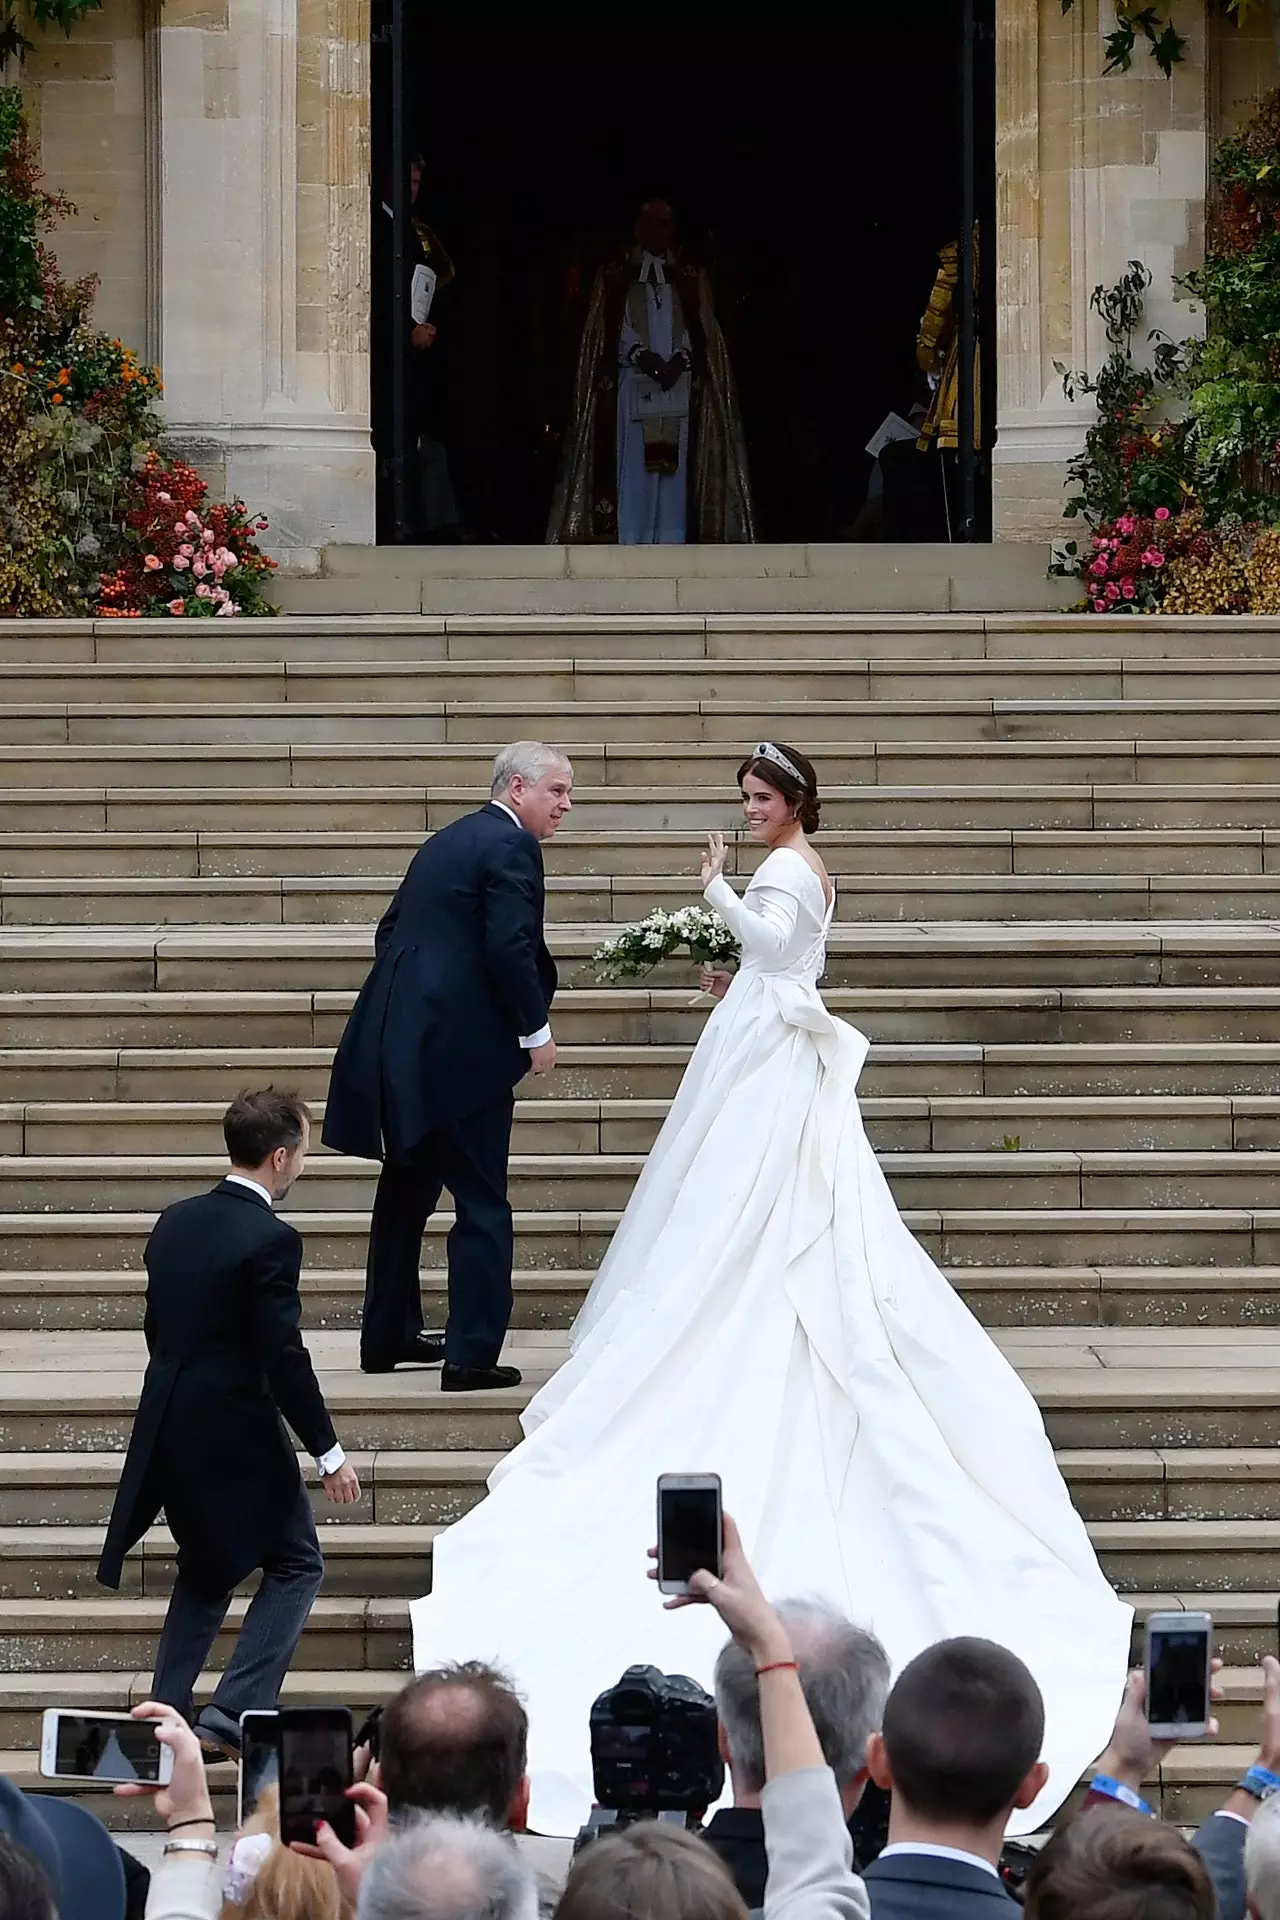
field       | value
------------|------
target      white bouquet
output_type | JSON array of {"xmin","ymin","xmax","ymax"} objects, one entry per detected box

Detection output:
[{"xmin": 593, "ymin": 905, "xmax": 740, "ymax": 984}]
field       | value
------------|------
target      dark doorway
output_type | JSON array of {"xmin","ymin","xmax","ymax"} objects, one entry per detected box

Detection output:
[{"xmin": 369, "ymin": 13, "xmax": 995, "ymax": 543}]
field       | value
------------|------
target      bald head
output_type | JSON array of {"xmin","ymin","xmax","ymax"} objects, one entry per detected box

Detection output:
[
  {"xmin": 380, "ymin": 1663, "xmax": 529, "ymax": 1828},
  {"xmin": 635, "ymin": 197, "xmax": 677, "ymax": 255}
]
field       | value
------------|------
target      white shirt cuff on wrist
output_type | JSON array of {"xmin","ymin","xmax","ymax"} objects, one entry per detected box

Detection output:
[
  {"xmin": 316, "ymin": 1444, "xmax": 345, "ymax": 1477},
  {"xmin": 520, "ymin": 1024, "xmax": 552, "ymax": 1049}
]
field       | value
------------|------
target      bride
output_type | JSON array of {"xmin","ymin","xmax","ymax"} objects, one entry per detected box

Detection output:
[{"xmin": 410, "ymin": 741, "xmax": 1132, "ymax": 1837}]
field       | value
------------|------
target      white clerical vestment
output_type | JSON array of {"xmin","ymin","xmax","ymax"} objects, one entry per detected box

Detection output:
[{"xmin": 616, "ymin": 252, "xmax": 691, "ymax": 545}]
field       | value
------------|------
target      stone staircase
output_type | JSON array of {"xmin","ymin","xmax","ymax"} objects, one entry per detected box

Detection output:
[{"xmin": 2, "ymin": 600, "xmax": 1280, "ymax": 1829}]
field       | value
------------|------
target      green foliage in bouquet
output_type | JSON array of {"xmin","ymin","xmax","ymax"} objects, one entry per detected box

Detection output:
[{"xmin": 594, "ymin": 907, "xmax": 740, "ymax": 984}]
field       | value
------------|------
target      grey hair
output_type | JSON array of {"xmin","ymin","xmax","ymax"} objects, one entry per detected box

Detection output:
[
  {"xmin": 1247, "ymin": 1792, "xmax": 1280, "ymax": 1920},
  {"xmin": 489, "ymin": 742, "xmax": 573, "ymax": 799},
  {"xmin": 713, "ymin": 1598, "xmax": 890, "ymax": 1794},
  {"xmin": 358, "ymin": 1813, "xmax": 538, "ymax": 1920}
]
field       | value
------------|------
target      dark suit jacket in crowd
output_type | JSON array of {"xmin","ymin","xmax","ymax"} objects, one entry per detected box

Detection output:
[
  {"xmin": 705, "ymin": 1783, "xmax": 892, "ymax": 1909},
  {"xmin": 861, "ymin": 1851, "xmax": 1018, "ymax": 1920},
  {"xmin": 1192, "ymin": 1811, "xmax": 1246, "ymax": 1920},
  {"xmin": 97, "ymin": 1180, "xmax": 337, "ymax": 1598},
  {"xmin": 323, "ymin": 804, "xmax": 557, "ymax": 1160}
]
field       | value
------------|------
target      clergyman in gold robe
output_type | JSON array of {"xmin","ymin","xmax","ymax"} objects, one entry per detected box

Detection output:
[{"xmin": 547, "ymin": 198, "xmax": 754, "ymax": 544}]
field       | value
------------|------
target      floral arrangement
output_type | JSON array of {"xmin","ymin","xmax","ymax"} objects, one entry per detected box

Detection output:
[
  {"xmin": 593, "ymin": 906, "xmax": 740, "ymax": 984},
  {"xmin": 97, "ymin": 453, "xmax": 277, "ymax": 618},
  {"xmin": 0, "ymin": 85, "xmax": 277, "ymax": 618}
]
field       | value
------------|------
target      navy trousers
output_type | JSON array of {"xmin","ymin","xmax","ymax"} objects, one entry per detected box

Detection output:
[{"xmin": 362, "ymin": 1093, "xmax": 515, "ymax": 1370}]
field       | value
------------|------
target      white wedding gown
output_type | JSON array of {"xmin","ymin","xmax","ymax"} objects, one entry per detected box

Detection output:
[{"xmin": 410, "ymin": 847, "xmax": 1133, "ymax": 1836}]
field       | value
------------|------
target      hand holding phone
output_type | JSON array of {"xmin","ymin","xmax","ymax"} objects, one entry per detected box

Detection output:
[
  {"xmin": 276, "ymin": 1707, "xmax": 355, "ymax": 1849},
  {"xmin": 41, "ymin": 1709, "xmax": 175, "ymax": 1786},
  {"xmin": 1145, "ymin": 1611, "xmax": 1213, "ymax": 1740},
  {"xmin": 656, "ymin": 1474, "xmax": 723, "ymax": 1596}
]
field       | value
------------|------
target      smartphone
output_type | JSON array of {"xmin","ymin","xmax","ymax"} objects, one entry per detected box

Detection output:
[
  {"xmin": 1145, "ymin": 1610, "xmax": 1213, "ymax": 1739},
  {"xmin": 238, "ymin": 1709, "xmax": 279, "ymax": 1829},
  {"xmin": 656, "ymin": 1472, "xmax": 723, "ymax": 1595},
  {"xmin": 276, "ymin": 1706, "xmax": 355, "ymax": 1848},
  {"xmin": 40, "ymin": 1709, "xmax": 175, "ymax": 1785}
]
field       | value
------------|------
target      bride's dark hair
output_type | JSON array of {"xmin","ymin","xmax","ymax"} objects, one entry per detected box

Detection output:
[{"xmin": 736, "ymin": 743, "xmax": 821, "ymax": 835}]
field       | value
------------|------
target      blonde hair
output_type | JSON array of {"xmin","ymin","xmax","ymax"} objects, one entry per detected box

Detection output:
[{"xmin": 220, "ymin": 1784, "xmax": 351, "ymax": 1920}]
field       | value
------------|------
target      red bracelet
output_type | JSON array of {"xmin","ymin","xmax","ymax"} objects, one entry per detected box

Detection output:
[{"xmin": 755, "ymin": 1660, "xmax": 800, "ymax": 1678}]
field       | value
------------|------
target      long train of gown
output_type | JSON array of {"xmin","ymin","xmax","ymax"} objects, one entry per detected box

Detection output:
[{"xmin": 411, "ymin": 846, "xmax": 1133, "ymax": 1837}]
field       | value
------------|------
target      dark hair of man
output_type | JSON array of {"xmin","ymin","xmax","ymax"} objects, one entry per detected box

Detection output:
[
  {"xmin": 0, "ymin": 1834, "xmax": 57, "ymax": 1920},
  {"xmin": 379, "ymin": 1662, "xmax": 529, "ymax": 1827},
  {"xmin": 222, "ymin": 1087, "xmax": 310, "ymax": 1168},
  {"xmin": 1023, "ymin": 1806, "xmax": 1216, "ymax": 1920},
  {"xmin": 881, "ymin": 1636, "xmax": 1045, "ymax": 1826},
  {"xmin": 556, "ymin": 1820, "xmax": 748, "ymax": 1920}
]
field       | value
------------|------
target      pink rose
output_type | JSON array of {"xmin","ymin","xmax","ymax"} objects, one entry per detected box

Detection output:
[
  {"xmin": 1122, "ymin": 580, "xmax": 1136, "ymax": 599},
  {"xmin": 1105, "ymin": 581, "xmax": 1120, "ymax": 601},
  {"xmin": 1142, "ymin": 548, "xmax": 1165, "ymax": 567},
  {"xmin": 201, "ymin": 528, "xmax": 215, "ymax": 546},
  {"xmin": 1116, "ymin": 515, "xmax": 1136, "ymax": 535},
  {"xmin": 192, "ymin": 559, "xmax": 206, "ymax": 578},
  {"xmin": 1154, "ymin": 505, "xmax": 1171, "ymax": 521},
  {"xmin": 179, "ymin": 543, "xmax": 194, "ymax": 557},
  {"xmin": 215, "ymin": 600, "xmax": 239, "ymax": 617},
  {"xmin": 184, "ymin": 510, "xmax": 199, "ymax": 526},
  {"xmin": 195, "ymin": 583, "xmax": 213, "ymax": 599},
  {"xmin": 166, "ymin": 598, "xmax": 185, "ymax": 615},
  {"xmin": 157, "ymin": 492, "xmax": 172, "ymax": 504},
  {"xmin": 143, "ymin": 554, "xmax": 162, "ymax": 571},
  {"xmin": 173, "ymin": 522, "xmax": 186, "ymax": 536},
  {"xmin": 172, "ymin": 555, "xmax": 189, "ymax": 571},
  {"xmin": 1089, "ymin": 558, "xmax": 1109, "ymax": 578}
]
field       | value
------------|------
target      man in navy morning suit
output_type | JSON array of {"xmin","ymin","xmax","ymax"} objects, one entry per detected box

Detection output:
[{"xmin": 323, "ymin": 742, "xmax": 572, "ymax": 1392}]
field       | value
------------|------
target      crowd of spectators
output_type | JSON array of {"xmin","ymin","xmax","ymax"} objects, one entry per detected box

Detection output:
[{"xmin": 3, "ymin": 1517, "xmax": 1280, "ymax": 1920}]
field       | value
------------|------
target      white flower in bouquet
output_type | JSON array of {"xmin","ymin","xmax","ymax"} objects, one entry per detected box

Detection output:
[{"xmin": 593, "ymin": 903, "xmax": 740, "ymax": 983}]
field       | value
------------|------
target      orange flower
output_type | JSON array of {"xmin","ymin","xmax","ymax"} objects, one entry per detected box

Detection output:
[
  {"xmin": 11, "ymin": 363, "xmax": 23, "ymax": 375},
  {"xmin": 143, "ymin": 554, "xmax": 162, "ymax": 571},
  {"xmin": 50, "ymin": 393, "xmax": 63, "ymax": 404}
]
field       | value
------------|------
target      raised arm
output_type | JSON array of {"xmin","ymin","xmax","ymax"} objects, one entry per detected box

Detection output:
[{"xmin": 704, "ymin": 872, "xmax": 801, "ymax": 965}]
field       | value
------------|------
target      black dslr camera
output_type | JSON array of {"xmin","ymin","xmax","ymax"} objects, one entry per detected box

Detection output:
[{"xmin": 574, "ymin": 1665, "xmax": 724, "ymax": 1851}]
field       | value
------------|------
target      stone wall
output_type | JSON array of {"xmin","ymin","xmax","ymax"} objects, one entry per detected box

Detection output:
[{"xmin": 20, "ymin": 0, "xmax": 150, "ymax": 353}]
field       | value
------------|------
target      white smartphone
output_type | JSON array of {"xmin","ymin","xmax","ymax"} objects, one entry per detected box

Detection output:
[
  {"xmin": 1145, "ymin": 1610, "xmax": 1213, "ymax": 1739},
  {"xmin": 40, "ymin": 1708, "xmax": 175, "ymax": 1785},
  {"xmin": 238, "ymin": 1709, "xmax": 279, "ymax": 1828},
  {"xmin": 656, "ymin": 1472, "xmax": 723, "ymax": 1595}
]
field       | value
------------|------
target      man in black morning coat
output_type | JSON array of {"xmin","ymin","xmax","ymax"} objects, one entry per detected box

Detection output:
[
  {"xmin": 97, "ymin": 1090, "xmax": 359, "ymax": 1758},
  {"xmin": 323, "ymin": 742, "xmax": 572, "ymax": 1390}
]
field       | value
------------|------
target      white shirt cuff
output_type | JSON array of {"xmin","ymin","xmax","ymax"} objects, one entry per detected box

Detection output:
[
  {"xmin": 520, "ymin": 1024, "xmax": 552, "ymax": 1049},
  {"xmin": 316, "ymin": 1443, "xmax": 345, "ymax": 1477}
]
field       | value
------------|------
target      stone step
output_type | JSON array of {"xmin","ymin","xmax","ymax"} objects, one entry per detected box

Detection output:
[
  {"xmin": 2, "ymin": 1041, "xmax": 1280, "ymax": 1104},
  {"xmin": 12, "ymin": 923, "xmax": 1280, "ymax": 996},
  {"xmin": 6, "ymin": 1444, "xmax": 1280, "ymax": 1538},
  {"xmin": 8, "ymin": 611, "xmax": 1280, "ymax": 665},
  {"xmin": 11, "ymin": 740, "xmax": 1280, "ymax": 790},
  {"xmin": 10, "ymin": 826, "xmax": 1280, "ymax": 883},
  {"xmin": 4, "ymin": 1263, "xmax": 1280, "ymax": 1334},
  {"xmin": 1, "ymin": 1327, "xmax": 1278, "ymax": 1451},
  {"xmin": 10, "ymin": 1146, "xmax": 1280, "ymax": 1215},
  {"xmin": 14, "ymin": 784, "xmax": 1280, "ymax": 836},
  {"xmin": 12, "ymin": 985, "xmax": 1280, "ymax": 1049},
  {"xmin": 0, "ymin": 1205, "xmax": 1268, "ymax": 1275},
  {"xmin": 17, "ymin": 870, "xmax": 1280, "ymax": 927},
  {"xmin": 12, "ymin": 1091, "xmax": 1280, "ymax": 1157}
]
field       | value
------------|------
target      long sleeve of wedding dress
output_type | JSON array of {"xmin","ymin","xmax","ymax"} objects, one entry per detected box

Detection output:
[{"xmin": 409, "ymin": 850, "xmax": 1132, "ymax": 1840}]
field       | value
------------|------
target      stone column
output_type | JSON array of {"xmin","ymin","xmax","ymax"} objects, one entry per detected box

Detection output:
[
  {"xmin": 993, "ymin": 0, "xmax": 1207, "ymax": 541},
  {"xmin": 149, "ymin": 0, "xmax": 372, "ymax": 566}
]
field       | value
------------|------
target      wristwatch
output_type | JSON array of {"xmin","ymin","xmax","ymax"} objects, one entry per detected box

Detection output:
[
  {"xmin": 1237, "ymin": 1764, "xmax": 1280, "ymax": 1801},
  {"xmin": 163, "ymin": 1837, "xmax": 219, "ymax": 1859}
]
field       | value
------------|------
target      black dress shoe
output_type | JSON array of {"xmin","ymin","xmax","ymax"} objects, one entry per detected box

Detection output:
[
  {"xmin": 440, "ymin": 1362, "xmax": 523, "ymax": 1392},
  {"xmin": 361, "ymin": 1333, "xmax": 446, "ymax": 1373}
]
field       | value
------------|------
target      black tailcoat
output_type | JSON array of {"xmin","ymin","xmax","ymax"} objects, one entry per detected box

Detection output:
[
  {"xmin": 322, "ymin": 804, "xmax": 557, "ymax": 1161},
  {"xmin": 97, "ymin": 1180, "xmax": 337, "ymax": 1598}
]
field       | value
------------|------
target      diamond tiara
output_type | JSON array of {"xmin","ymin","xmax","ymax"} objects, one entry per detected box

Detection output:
[{"xmin": 753, "ymin": 741, "xmax": 807, "ymax": 788}]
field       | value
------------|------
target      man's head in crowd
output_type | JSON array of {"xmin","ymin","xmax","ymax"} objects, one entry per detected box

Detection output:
[
  {"xmin": 556, "ymin": 1821, "xmax": 748, "ymax": 1920},
  {"xmin": 379, "ymin": 1663, "xmax": 530, "ymax": 1831},
  {"xmin": 1247, "ymin": 1789, "xmax": 1280, "ymax": 1920},
  {"xmin": 357, "ymin": 1813, "xmax": 536, "ymax": 1920},
  {"xmin": 1024, "ymin": 1806, "xmax": 1216, "ymax": 1920},
  {"xmin": 223, "ymin": 1087, "xmax": 311, "ymax": 1202},
  {"xmin": 867, "ymin": 1637, "xmax": 1048, "ymax": 1853},
  {"xmin": 714, "ymin": 1599, "xmax": 890, "ymax": 1816}
]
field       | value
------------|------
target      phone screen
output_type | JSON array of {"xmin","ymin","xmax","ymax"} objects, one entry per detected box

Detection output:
[
  {"xmin": 659, "ymin": 1484, "xmax": 722, "ymax": 1585},
  {"xmin": 1147, "ymin": 1625, "xmax": 1210, "ymax": 1726},
  {"xmin": 277, "ymin": 1710, "xmax": 354, "ymax": 1848},
  {"xmin": 239, "ymin": 1713, "xmax": 279, "ymax": 1828},
  {"xmin": 53, "ymin": 1713, "xmax": 166, "ymax": 1783}
]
